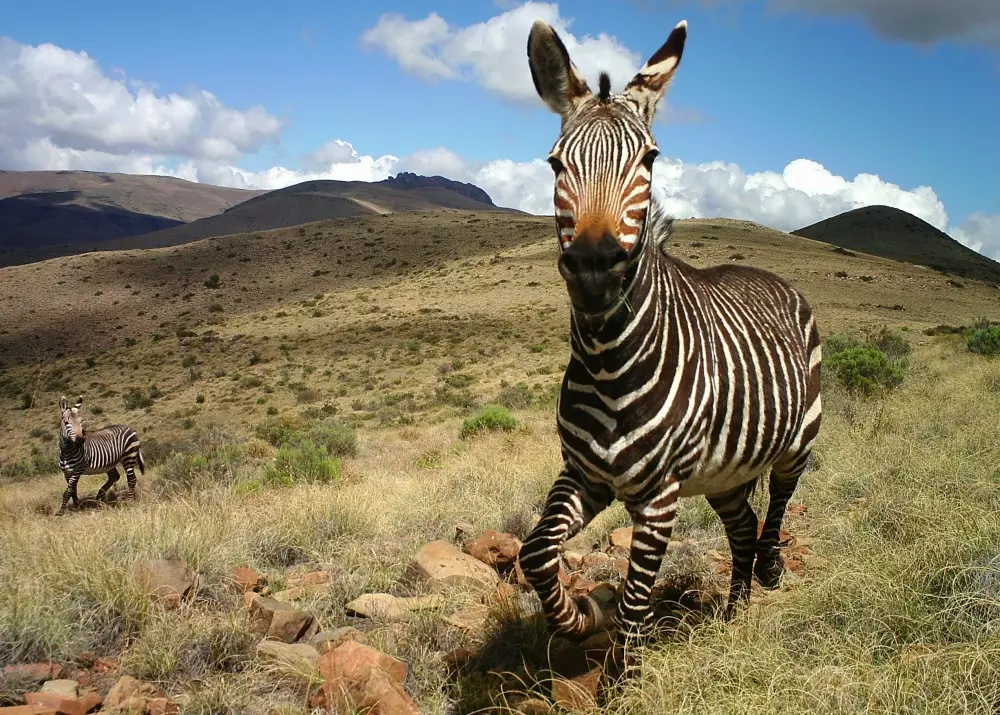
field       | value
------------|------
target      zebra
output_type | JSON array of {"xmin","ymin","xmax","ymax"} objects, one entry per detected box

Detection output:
[
  {"xmin": 57, "ymin": 395, "xmax": 145, "ymax": 515},
  {"xmin": 517, "ymin": 19, "xmax": 823, "ymax": 657}
]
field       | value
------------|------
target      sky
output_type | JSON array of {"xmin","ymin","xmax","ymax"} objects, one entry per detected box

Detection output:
[{"xmin": 0, "ymin": 0, "xmax": 998, "ymax": 258}]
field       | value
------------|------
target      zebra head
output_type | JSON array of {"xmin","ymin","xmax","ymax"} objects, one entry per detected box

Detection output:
[
  {"xmin": 59, "ymin": 395, "xmax": 84, "ymax": 443},
  {"xmin": 528, "ymin": 19, "xmax": 687, "ymax": 315}
]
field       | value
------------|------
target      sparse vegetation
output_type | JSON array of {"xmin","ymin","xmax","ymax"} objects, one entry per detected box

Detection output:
[
  {"xmin": 966, "ymin": 324, "xmax": 1000, "ymax": 358},
  {"xmin": 460, "ymin": 405, "xmax": 518, "ymax": 438},
  {"xmin": 824, "ymin": 327, "xmax": 911, "ymax": 395}
]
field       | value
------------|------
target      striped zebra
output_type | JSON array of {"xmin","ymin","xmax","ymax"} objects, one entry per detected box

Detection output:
[
  {"xmin": 518, "ymin": 19, "xmax": 823, "ymax": 654},
  {"xmin": 57, "ymin": 395, "xmax": 145, "ymax": 515}
]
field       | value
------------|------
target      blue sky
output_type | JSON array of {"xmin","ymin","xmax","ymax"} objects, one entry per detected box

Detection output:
[{"xmin": 1, "ymin": 0, "xmax": 998, "ymax": 256}]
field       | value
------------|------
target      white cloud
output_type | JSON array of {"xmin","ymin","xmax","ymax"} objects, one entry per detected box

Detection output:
[
  {"xmin": 953, "ymin": 212, "xmax": 1000, "ymax": 261},
  {"xmin": 0, "ymin": 36, "xmax": 283, "ymax": 171},
  {"xmin": 361, "ymin": 2, "xmax": 642, "ymax": 104}
]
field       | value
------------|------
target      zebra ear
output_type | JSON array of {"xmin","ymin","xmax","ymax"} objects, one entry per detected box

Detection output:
[
  {"xmin": 528, "ymin": 20, "xmax": 592, "ymax": 119},
  {"xmin": 622, "ymin": 20, "xmax": 687, "ymax": 124},
  {"xmin": 74, "ymin": 396, "xmax": 83, "ymax": 409},
  {"xmin": 60, "ymin": 396, "xmax": 68, "ymax": 410}
]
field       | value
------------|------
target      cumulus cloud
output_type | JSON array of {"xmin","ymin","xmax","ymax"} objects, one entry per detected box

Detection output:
[
  {"xmin": 361, "ymin": 2, "xmax": 643, "ymax": 104},
  {"xmin": 953, "ymin": 212, "xmax": 1000, "ymax": 261},
  {"xmin": 0, "ymin": 36, "xmax": 283, "ymax": 172}
]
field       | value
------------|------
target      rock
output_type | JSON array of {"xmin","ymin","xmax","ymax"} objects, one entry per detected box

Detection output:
[
  {"xmin": 580, "ymin": 552, "xmax": 613, "ymax": 571},
  {"xmin": 22, "ymin": 690, "xmax": 101, "ymax": 715},
  {"xmin": 515, "ymin": 698, "xmax": 553, "ymax": 714},
  {"xmin": 550, "ymin": 666, "xmax": 603, "ymax": 712},
  {"xmin": 412, "ymin": 540, "xmax": 500, "ymax": 592},
  {"xmin": 2, "ymin": 664, "xmax": 64, "ymax": 684},
  {"xmin": 132, "ymin": 559, "xmax": 197, "ymax": 609},
  {"xmin": 564, "ymin": 531, "xmax": 599, "ymax": 553},
  {"xmin": 562, "ymin": 551, "xmax": 586, "ymax": 570},
  {"xmin": 439, "ymin": 647, "xmax": 474, "ymax": 672},
  {"xmin": 230, "ymin": 566, "xmax": 265, "ymax": 593},
  {"xmin": 38, "ymin": 682, "xmax": 77, "ymax": 698},
  {"xmin": 443, "ymin": 605, "xmax": 490, "ymax": 634},
  {"xmin": 102, "ymin": 676, "xmax": 164, "ymax": 713},
  {"xmin": 271, "ymin": 587, "xmax": 308, "ymax": 602},
  {"xmin": 454, "ymin": 521, "xmax": 476, "ymax": 541},
  {"xmin": 318, "ymin": 641, "xmax": 407, "ymax": 688},
  {"xmin": 317, "ymin": 642, "xmax": 419, "ymax": 714},
  {"xmin": 310, "ymin": 627, "xmax": 368, "ymax": 652},
  {"xmin": 608, "ymin": 526, "xmax": 633, "ymax": 551},
  {"xmin": 463, "ymin": 530, "xmax": 522, "ymax": 572},
  {"xmin": 566, "ymin": 573, "xmax": 599, "ymax": 597},
  {"xmin": 345, "ymin": 593, "xmax": 444, "ymax": 622},
  {"xmin": 0, "ymin": 706, "xmax": 59, "ymax": 715},
  {"xmin": 144, "ymin": 698, "xmax": 180, "ymax": 715},
  {"xmin": 246, "ymin": 592, "xmax": 316, "ymax": 643},
  {"xmin": 286, "ymin": 571, "xmax": 330, "ymax": 589},
  {"xmin": 255, "ymin": 641, "xmax": 320, "ymax": 677}
]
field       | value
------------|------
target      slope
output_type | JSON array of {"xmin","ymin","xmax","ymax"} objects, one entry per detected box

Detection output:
[{"xmin": 792, "ymin": 204, "xmax": 1000, "ymax": 284}]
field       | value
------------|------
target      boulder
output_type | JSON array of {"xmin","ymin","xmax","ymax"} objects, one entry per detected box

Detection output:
[
  {"xmin": 255, "ymin": 641, "xmax": 320, "ymax": 677},
  {"xmin": 310, "ymin": 627, "xmax": 368, "ymax": 653},
  {"xmin": 144, "ymin": 698, "xmax": 180, "ymax": 715},
  {"xmin": 608, "ymin": 527, "xmax": 633, "ymax": 551},
  {"xmin": 246, "ymin": 592, "xmax": 317, "ymax": 643},
  {"xmin": 102, "ymin": 676, "xmax": 164, "ymax": 713},
  {"xmin": 230, "ymin": 566, "xmax": 265, "ymax": 593},
  {"xmin": 0, "ymin": 706, "xmax": 59, "ymax": 715},
  {"xmin": 443, "ymin": 605, "xmax": 490, "ymax": 635},
  {"xmin": 412, "ymin": 540, "xmax": 499, "ymax": 592},
  {"xmin": 551, "ymin": 665, "xmax": 603, "ymax": 712},
  {"xmin": 463, "ymin": 531, "xmax": 522, "ymax": 572},
  {"xmin": 345, "ymin": 593, "xmax": 444, "ymax": 622},
  {"xmin": 2, "ymin": 664, "xmax": 64, "ymax": 684},
  {"xmin": 318, "ymin": 642, "xmax": 417, "ymax": 715},
  {"xmin": 132, "ymin": 559, "xmax": 198, "ymax": 609},
  {"xmin": 22, "ymin": 690, "xmax": 101, "ymax": 715},
  {"xmin": 318, "ymin": 642, "xmax": 407, "ymax": 687}
]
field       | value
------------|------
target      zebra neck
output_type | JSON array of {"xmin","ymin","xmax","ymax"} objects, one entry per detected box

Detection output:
[{"xmin": 60, "ymin": 434, "xmax": 84, "ymax": 459}]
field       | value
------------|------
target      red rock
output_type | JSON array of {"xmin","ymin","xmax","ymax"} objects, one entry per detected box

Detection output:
[
  {"xmin": 145, "ymin": 698, "xmax": 180, "ymax": 715},
  {"xmin": 310, "ymin": 627, "xmax": 368, "ymax": 653},
  {"xmin": 0, "ymin": 706, "xmax": 58, "ymax": 715},
  {"xmin": 286, "ymin": 571, "xmax": 330, "ymax": 589},
  {"xmin": 132, "ymin": 559, "xmax": 198, "ymax": 609},
  {"xmin": 440, "ymin": 647, "xmax": 473, "ymax": 672},
  {"xmin": 325, "ymin": 667, "xmax": 421, "ymax": 715},
  {"xmin": 463, "ymin": 530, "xmax": 522, "ymax": 572},
  {"xmin": 103, "ymin": 676, "xmax": 164, "ymax": 712},
  {"xmin": 92, "ymin": 658, "xmax": 117, "ymax": 674},
  {"xmin": 246, "ymin": 592, "xmax": 316, "ymax": 643},
  {"xmin": 22, "ymin": 692, "xmax": 101, "ymax": 715},
  {"xmin": 551, "ymin": 665, "xmax": 603, "ymax": 711},
  {"xmin": 608, "ymin": 526, "xmax": 633, "ymax": 551},
  {"xmin": 567, "ymin": 574, "xmax": 599, "ymax": 597},
  {"xmin": 412, "ymin": 540, "xmax": 500, "ymax": 591},
  {"xmin": 1, "ymin": 664, "xmax": 63, "ymax": 683},
  {"xmin": 231, "ymin": 566, "xmax": 265, "ymax": 593},
  {"xmin": 580, "ymin": 552, "xmax": 612, "ymax": 571},
  {"xmin": 318, "ymin": 642, "xmax": 407, "ymax": 688}
]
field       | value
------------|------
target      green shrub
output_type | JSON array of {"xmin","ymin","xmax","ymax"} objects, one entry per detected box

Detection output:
[
  {"xmin": 826, "ymin": 346, "xmax": 906, "ymax": 395},
  {"xmin": 153, "ymin": 429, "xmax": 249, "ymax": 496},
  {"xmin": 263, "ymin": 442, "xmax": 340, "ymax": 487},
  {"xmin": 252, "ymin": 415, "xmax": 306, "ymax": 447},
  {"xmin": 303, "ymin": 421, "xmax": 357, "ymax": 457},
  {"xmin": 204, "ymin": 274, "xmax": 221, "ymax": 289},
  {"xmin": 461, "ymin": 405, "xmax": 518, "ymax": 438},
  {"xmin": 966, "ymin": 325, "xmax": 1000, "ymax": 358},
  {"xmin": 495, "ymin": 381, "xmax": 535, "ymax": 410},
  {"xmin": 122, "ymin": 387, "xmax": 153, "ymax": 410}
]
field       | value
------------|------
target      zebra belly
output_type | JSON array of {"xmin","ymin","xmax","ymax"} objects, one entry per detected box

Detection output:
[{"xmin": 675, "ymin": 462, "xmax": 768, "ymax": 498}]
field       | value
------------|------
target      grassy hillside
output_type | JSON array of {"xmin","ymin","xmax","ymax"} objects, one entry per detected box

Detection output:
[
  {"xmin": 793, "ymin": 205, "xmax": 1000, "ymax": 285},
  {"xmin": 0, "ymin": 171, "xmax": 262, "ymax": 267},
  {"xmin": 0, "ymin": 212, "xmax": 998, "ymax": 713}
]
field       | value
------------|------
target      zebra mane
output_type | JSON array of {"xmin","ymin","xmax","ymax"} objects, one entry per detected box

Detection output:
[
  {"xmin": 646, "ymin": 200, "xmax": 675, "ymax": 254},
  {"xmin": 598, "ymin": 72, "xmax": 611, "ymax": 101}
]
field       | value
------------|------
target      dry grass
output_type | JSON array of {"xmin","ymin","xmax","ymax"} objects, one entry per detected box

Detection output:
[{"xmin": 0, "ymin": 213, "xmax": 998, "ymax": 713}]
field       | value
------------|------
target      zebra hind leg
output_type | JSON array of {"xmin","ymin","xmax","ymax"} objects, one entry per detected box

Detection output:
[
  {"xmin": 519, "ymin": 470, "xmax": 613, "ymax": 640},
  {"xmin": 123, "ymin": 462, "xmax": 139, "ymax": 500},
  {"xmin": 97, "ymin": 467, "xmax": 121, "ymax": 502},
  {"xmin": 754, "ymin": 454, "xmax": 809, "ymax": 589},
  {"xmin": 706, "ymin": 479, "xmax": 760, "ymax": 618}
]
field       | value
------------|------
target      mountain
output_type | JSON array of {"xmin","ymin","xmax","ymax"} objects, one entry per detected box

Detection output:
[
  {"xmin": 107, "ymin": 176, "xmax": 521, "ymax": 251},
  {"xmin": 0, "ymin": 170, "xmax": 263, "ymax": 267},
  {"xmin": 792, "ymin": 205, "xmax": 1000, "ymax": 285}
]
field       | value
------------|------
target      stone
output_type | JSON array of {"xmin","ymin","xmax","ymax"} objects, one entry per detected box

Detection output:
[
  {"xmin": 562, "ymin": 551, "xmax": 586, "ymax": 570},
  {"xmin": 454, "ymin": 521, "xmax": 476, "ymax": 540},
  {"xmin": 318, "ymin": 641, "xmax": 408, "ymax": 688},
  {"xmin": 580, "ymin": 552, "xmax": 613, "ymax": 571},
  {"xmin": 246, "ymin": 592, "xmax": 316, "ymax": 643},
  {"xmin": 103, "ymin": 676, "xmax": 165, "ymax": 712},
  {"xmin": 145, "ymin": 698, "xmax": 180, "ymax": 715},
  {"xmin": 38, "ymin": 682, "xmax": 77, "ymax": 698},
  {"xmin": 132, "ymin": 559, "xmax": 197, "ymax": 609},
  {"xmin": 566, "ymin": 574, "xmax": 599, "ymax": 597},
  {"xmin": 463, "ymin": 530, "xmax": 522, "ymax": 572},
  {"xmin": 2, "ymin": 664, "xmax": 63, "ymax": 684},
  {"xmin": 0, "ymin": 706, "xmax": 59, "ymax": 715},
  {"xmin": 443, "ymin": 605, "xmax": 490, "ymax": 634},
  {"xmin": 255, "ymin": 641, "xmax": 320, "ymax": 677},
  {"xmin": 286, "ymin": 571, "xmax": 330, "ymax": 589},
  {"xmin": 515, "ymin": 698, "xmax": 553, "ymax": 714},
  {"xmin": 608, "ymin": 526, "xmax": 633, "ymax": 551},
  {"xmin": 412, "ymin": 540, "xmax": 500, "ymax": 592},
  {"xmin": 323, "ymin": 667, "xmax": 420, "ymax": 715},
  {"xmin": 550, "ymin": 665, "xmax": 603, "ymax": 712},
  {"xmin": 230, "ymin": 566, "xmax": 265, "ymax": 593},
  {"xmin": 564, "ymin": 531, "xmax": 599, "ymax": 553},
  {"xmin": 439, "ymin": 647, "xmax": 473, "ymax": 672},
  {"xmin": 310, "ymin": 626, "xmax": 368, "ymax": 652},
  {"xmin": 271, "ymin": 587, "xmax": 308, "ymax": 602},
  {"xmin": 345, "ymin": 593, "xmax": 444, "ymax": 622},
  {"xmin": 22, "ymin": 690, "xmax": 101, "ymax": 715}
]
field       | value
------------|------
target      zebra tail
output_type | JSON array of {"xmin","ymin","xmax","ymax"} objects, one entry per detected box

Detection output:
[{"xmin": 137, "ymin": 449, "xmax": 146, "ymax": 474}]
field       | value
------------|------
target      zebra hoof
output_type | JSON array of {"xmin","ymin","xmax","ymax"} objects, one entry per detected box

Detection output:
[{"xmin": 753, "ymin": 552, "xmax": 784, "ymax": 590}]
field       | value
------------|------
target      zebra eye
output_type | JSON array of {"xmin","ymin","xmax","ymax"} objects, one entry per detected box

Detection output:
[
  {"xmin": 548, "ymin": 156, "xmax": 565, "ymax": 174},
  {"xmin": 641, "ymin": 148, "xmax": 659, "ymax": 168}
]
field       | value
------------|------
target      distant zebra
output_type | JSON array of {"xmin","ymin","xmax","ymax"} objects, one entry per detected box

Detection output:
[
  {"xmin": 518, "ymin": 20, "xmax": 823, "ymax": 654},
  {"xmin": 57, "ymin": 395, "xmax": 145, "ymax": 515}
]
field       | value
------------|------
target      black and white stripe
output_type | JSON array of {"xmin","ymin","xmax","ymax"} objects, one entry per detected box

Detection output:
[
  {"xmin": 519, "ymin": 19, "xmax": 823, "ymax": 652},
  {"xmin": 57, "ymin": 395, "xmax": 145, "ymax": 515}
]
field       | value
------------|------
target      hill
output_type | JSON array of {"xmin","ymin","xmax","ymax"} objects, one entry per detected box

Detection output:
[
  {"xmin": 108, "ymin": 175, "xmax": 523, "ymax": 251},
  {"xmin": 792, "ymin": 204, "xmax": 1000, "ymax": 284},
  {"xmin": 0, "ymin": 212, "xmax": 998, "ymax": 713},
  {"xmin": 0, "ymin": 170, "xmax": 262, "ymax": 267}
]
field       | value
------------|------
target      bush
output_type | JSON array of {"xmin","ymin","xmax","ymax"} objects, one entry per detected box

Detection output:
[
  {"xmin": 262, "ymin": 442, "xmax": 341, "ymax": 487},
  {"xmin": 122, "ymin": 387, "xmax": 154, "ymax": 410},
  {"xmin": 204, "ymin": 274, "xmax": 221, "ymax": 289},
  {"xmin": 495, "ymin": 381, "xmax": 535, "ymax": 410},
  {"xmin": 826, "ymin": 346, "xmax": 906, "ymax": 395},
  {"xmin": 461, "ymin": 405, "xmax": 518, "ymax": 438},
  {"xmin": 966, "ymin": 325, "xmax": 1000, "ymax": 357},
  {"xmin": 303, "ymin": 421, "xmax": 358, "ymax": 458}
]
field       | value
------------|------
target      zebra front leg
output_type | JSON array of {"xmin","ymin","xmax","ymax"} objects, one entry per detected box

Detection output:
[
  {"xmin": 754, "ymin": 455, "xmax": 809, "ymax": 589},
  {"xmin": 519, "ymin": 469, "xmax": 613, "ymax": 639},
  {"xmin": 706, "ymin": 479, "xmax": 759, "ymax": 617},
  {"xmin": 57, "ymin": 473, "xmax": 81, "ymax": 515},
  {"xmin": 615, "ymin": 483, "xmax": 680, "ymax": 652},
  {"xmin": 97, "ymin": 467, "xmax": 121, "ymax": 502}
]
